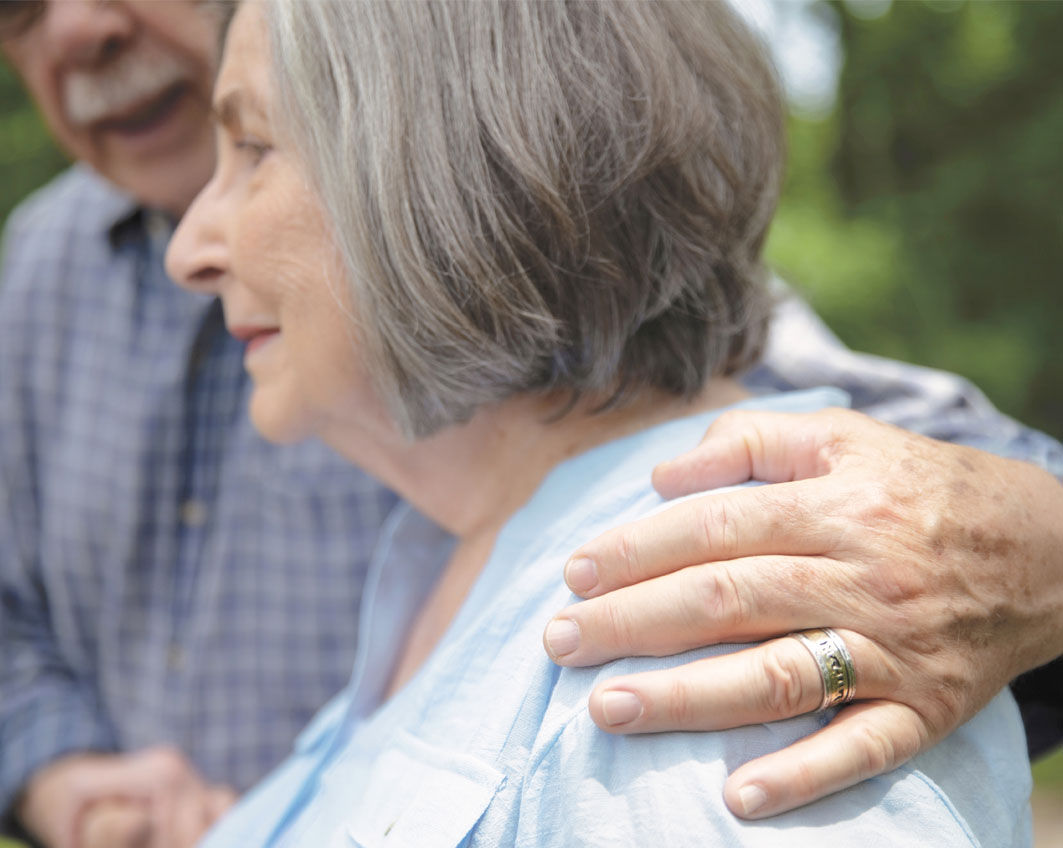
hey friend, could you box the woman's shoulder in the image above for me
[515,666,1029,847]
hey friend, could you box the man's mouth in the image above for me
[94,82,188,136]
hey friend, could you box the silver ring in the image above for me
[789,627,856,710]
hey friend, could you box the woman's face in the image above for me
[166,2,386,448]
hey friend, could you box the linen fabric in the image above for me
[0,166,399,812]
[1,165,1060,823]
[199,388,1032,848]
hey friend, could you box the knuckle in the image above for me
[812,411,856,465]
[846,714,931,782]
[596,598,641,655]
[688,564,750,630]
[836,482,910,551]
[855,481,896,524]
[915,667,969,729]
[759,646,812,716]
[788,758,822,800]
[711,409,748,434]
[663,677,697,726]
[144,745,188,785]
[851,720,904,778]
[697,497,740,560]
[612,530,644,581]
[863,563,925,607]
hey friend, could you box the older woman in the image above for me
[167,1,1030,845]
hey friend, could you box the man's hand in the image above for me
[544,407,1063,818]
[16,747,236,848]
[79,800,151,848]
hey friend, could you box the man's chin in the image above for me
[90,110,215,215]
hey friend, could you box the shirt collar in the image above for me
[107,206,176,251]
[78,164,175,251]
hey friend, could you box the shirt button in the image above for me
[179,499,208,528]
[167,645,187,671]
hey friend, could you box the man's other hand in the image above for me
[17,747,236,848]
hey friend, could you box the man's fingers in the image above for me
[206,785,238,823]
[546,556,853,667]
[148,783,215,848]
[79,800,152,848]
[586,629,895,732]
[103,747,222,848]
[722,701,931,819]
[564,482,841,598]
[652,407,860,500]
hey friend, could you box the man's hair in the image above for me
[267,0,784,438]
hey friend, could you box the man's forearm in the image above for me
[750,291,1063,477]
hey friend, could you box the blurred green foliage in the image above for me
[766,0,1062,440]
[1034,746,1063,788]
[0,60,67,226]
[0,1,1059,439]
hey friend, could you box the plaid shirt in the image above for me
[1,166,1060,821]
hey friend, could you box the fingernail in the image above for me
[564,557,598,594]
[737,784,768,816]
[600,690,643,726]
[544,618,581,658]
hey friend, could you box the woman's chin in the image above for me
[249,395,314,445]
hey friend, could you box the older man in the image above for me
[0,3,394,846]
[1,3,1061,848]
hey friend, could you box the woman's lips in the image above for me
[245,330,280,355]
[228,325,281,355]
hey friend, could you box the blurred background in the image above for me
[0,0,1060,841]
[2,0,1060,441]
[754,0,1062,445]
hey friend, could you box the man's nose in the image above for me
[165,184,228,296]
[41,0,136,68]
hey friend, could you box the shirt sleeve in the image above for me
[748,290,1063,480]
[0,197,119,829]
[0,451,119,831]
[1011,658,1063,760]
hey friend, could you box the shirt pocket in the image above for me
[332,731,506,848]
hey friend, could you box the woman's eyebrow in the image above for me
[212,88,266,129]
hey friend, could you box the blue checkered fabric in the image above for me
[1,166,1060,823]
[747,291,1063,474]
[0,167,398,813]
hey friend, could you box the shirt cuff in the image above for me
[0,696,116,834]
[1012,656,1063,760]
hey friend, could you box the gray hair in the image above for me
[266,0,783,437]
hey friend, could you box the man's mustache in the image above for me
[64,46,188,127]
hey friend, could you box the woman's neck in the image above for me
[360,378,748,546]
[336,377,749,697]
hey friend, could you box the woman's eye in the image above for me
[234,138,272,166]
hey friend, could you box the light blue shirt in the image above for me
[200,387,1031,848]
[3,165,1059,830]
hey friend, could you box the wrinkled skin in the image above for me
[545,407,1063,817]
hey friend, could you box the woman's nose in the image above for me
[165,182,228,295]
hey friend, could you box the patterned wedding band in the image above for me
[789,627,856,711]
